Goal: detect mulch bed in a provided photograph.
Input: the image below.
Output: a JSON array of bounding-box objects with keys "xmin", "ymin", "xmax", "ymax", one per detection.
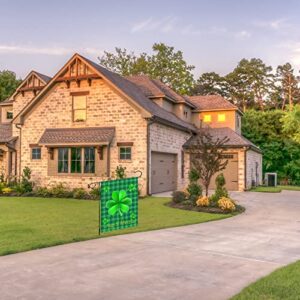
[{"xmin": 166, "ymin": 202, "xmax": 245, "ymax": 215}]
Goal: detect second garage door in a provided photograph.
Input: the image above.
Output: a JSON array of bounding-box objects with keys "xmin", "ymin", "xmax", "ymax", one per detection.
[
  {"xmin": 209, "ymin": 153, "xmax": 239, "ymax": 191},
  {"xmin": 151, "ymin": 152, "xmax": 177, "ymax": 194}
]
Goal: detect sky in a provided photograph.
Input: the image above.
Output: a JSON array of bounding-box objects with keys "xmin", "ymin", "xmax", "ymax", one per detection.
[{"xmin": 1, "ymin": 0, "xmax": 300, "ymax": 79}]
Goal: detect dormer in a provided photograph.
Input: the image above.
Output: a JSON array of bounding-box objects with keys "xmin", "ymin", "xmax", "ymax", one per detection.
[
  {"xmin": 188, "ymin": 95, "xmax": 242, "ymax": 134},
  {"xmin": 0, "ymin": 100, "xmax": 13, "ymax": 124},
  {"xmin": 10, "ymin": 71, "xmax": 51, "ymax": 116}
]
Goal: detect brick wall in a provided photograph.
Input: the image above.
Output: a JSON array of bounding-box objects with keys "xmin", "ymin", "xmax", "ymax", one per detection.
[
  {"xmin": 149, "ymin": 122, "xmax": 191, "ymax": 193},
  {"xmin": 19, "ymin": 79, "xmax": 148, "ymax": 195}
]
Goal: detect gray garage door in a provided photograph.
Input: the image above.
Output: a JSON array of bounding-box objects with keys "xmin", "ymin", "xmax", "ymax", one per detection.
[
  {"xmin": 209, "ymin": 153, "xmax": 239, "ymax": 191},
  {"xmin": 151, "ymin": 152, "xmax": 177, "ymax": 194}
]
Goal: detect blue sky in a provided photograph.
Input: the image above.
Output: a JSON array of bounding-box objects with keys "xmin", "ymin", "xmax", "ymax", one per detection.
[{"xmin": 1, "ymin": 0, "xmax": 300, "ymax": 78}]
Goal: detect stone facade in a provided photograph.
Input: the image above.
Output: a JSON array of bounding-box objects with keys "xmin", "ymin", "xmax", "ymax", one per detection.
[
  {"xmin": 246, "ymin": 149, "xmax": 263, "ymax": 189},
  {"xmin": 19, "ymin": 79, "xmax": 149, "ymax": 195},
  {"xmin": 149, "ymin": 122, "xmax": 191, "ymax": 193}
]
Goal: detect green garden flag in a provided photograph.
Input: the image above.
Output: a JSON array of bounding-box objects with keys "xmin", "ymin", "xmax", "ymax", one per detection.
[{"xmin": 100, "ymin": 177, "xmax": 138, "ymax": 233}]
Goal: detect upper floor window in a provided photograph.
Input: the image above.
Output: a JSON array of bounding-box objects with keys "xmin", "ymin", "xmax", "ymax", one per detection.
[
  {"xmin": 73, "ymin": 95, "xmax": 86, "ymax": 122},
  {"xmin": 218, "ymin": 113, "xmax": 226, "ymax": 122},
  {"xmin": 183, "ymin": 110, "xmax": 188, "ymax": 119},
  {"xmin": 203, "ymin": 114, "xmax": 211, "ymax": 123},
  {"xmin": 6, "ymin": 111, "xmax": 13, "ymax": 120},
  {"xmin": 31, "ymin": 147, "xmax": 41, "ymax": 160}
]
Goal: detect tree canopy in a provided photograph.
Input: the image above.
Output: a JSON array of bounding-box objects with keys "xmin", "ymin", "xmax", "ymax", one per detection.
[{"xmin": 0, "ymin": 70, "xmax": 21, "ymax": 102}]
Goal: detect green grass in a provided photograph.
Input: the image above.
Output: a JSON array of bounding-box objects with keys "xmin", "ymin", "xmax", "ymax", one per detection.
[
  {"xmin": 231, "ymin": 261, "xmax": 300, "ymax": 300},
  {"xmin": 0, "ymin": 196, "xmax": 229, "ymax": 256},
  {"xmin": 249, "ymin": 185, "xmax": 300, "ymax": 193}
]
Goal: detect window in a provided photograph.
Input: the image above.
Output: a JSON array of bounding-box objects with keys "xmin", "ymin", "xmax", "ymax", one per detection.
[
  {"xmin": 31, "ymin": 148, "xmax": 41, "ymax": 160},
  {"xmin": 73, "ymin": 96, "xmax": 86, "ymax": 122},
  {"xmin": 184, "ymin": 110, "xmax": 188, "ymax": 119},
  {"xmin": 218, "ymin": 113, "xmax": 226, "ymax": 122},
  {"xmin": 71, "ymin": 148, "xmax": 81, "ymax": 173},
  {"xmin": 119, "ymin": 147, "xmax": 132, "ymax": 160},
  {"xmin": 237, "ymin": 115, "xmax": 240, "ymax": 128},
  {"xmin": 58, "ymin": 148, "xmax": 69, "ymax": 173},
  {"xmin": 203, "ymin": 114, "xmax": 211, "ymax": 123},
  {"xmin": 6, "ymin": 111, "xmax": 13, "ymax": 120},
  {"xmin": 84, "ymin": 147, "xmax": 95, "ymax": 173}
]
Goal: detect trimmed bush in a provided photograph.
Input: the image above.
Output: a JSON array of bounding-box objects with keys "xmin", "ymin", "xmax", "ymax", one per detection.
[
  {"xmin": 73, "ymin": 188, "xmax": 89, "ymax": 199},
  {"xmin": 196, "ymin": 196, "xmax": 210, "ymax": 207},
  {"xmin": 218, "ymin": 197, "xmax": 236, "ymax": 212},
  {"xmin": 172, "ymin": 191, "xmax": 186, "ymax": 203},
  {"xmin": 210, "ymin": 173, "xmax": 228, "ymax": 203},
  {"xmin": 187, "ymin": 182, "xmax": 202, "ymax": 197}
]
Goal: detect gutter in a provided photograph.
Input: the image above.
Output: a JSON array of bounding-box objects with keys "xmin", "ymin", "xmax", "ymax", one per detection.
[{"xmin": 15, "ymin": 124, "xmax": 22, "ymax": 177}]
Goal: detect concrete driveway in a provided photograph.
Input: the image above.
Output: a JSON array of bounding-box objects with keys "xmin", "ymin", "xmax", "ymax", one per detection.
[{"xmin": 1, "ymin": 191, "xmax": 300, "ymax": 300}]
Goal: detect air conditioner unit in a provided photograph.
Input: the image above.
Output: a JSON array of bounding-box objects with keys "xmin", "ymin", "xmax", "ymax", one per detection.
[{"xmin": 265, "ymin": 173, "xmax": 277, "ymax": 187}]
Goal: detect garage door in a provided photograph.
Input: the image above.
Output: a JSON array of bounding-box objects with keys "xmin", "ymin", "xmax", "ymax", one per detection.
[
  {"xmin": 209, "ymin": 153, "xmax": 239, "ymax": 191},
  {"xmin": 151, "ymin": 152, "xmax": 177, "ymax": 194}
]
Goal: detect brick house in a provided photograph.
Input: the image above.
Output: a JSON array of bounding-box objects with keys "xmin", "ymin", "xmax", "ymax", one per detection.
[{"xmin": 0, "ymin": 53, "xmax": 262, "ymax": 195}]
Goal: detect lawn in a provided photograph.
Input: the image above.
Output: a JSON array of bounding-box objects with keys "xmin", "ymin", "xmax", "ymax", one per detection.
[
  {"xmin": 0, "ymin": 196, "xmax": 230, "ymax": 256},
  {"xmin": 231, "ymin": 260, "xmax": 300, "ymax": 300},
  {"xmin": 249, "ymin": 185, "xmax": 300, "ymax": 193}
]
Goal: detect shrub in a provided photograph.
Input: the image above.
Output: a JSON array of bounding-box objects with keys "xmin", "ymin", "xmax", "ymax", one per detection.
[
  {"xmin": 182, "ymin": 187, "xmax": 190, "ymax": 198},
  {"xmin": 188, "ymin": 168, "xmax": 200, "ymax": 182},
  {"xmin": 2, "ymin": 187, "xmax": 13, "ymax": 195},
  {"xmin": 210, "ymin": 173, "xmax": 228, "ymax": 203},
  {"xmin": 35, "ymin": 187, "xmax": 51, "ymax": 197},
  {"xmin": 182, "ymin": 199, "xmax": 192, "ymax": 206},
  {"xmin": 172, "ymin": 191, "xmax": 186, "ymax": 203},
  {"xmin": 73, "ymin": 188, "xmax": 89, "ymax": 199},
  {"xmin": 187, "ymin": 182, "xmax": 202, "ymax": 197},
  {"xmin": 196, "ymin": 196, "xmax": 210, "ymax": 207},
  {"xmin": 115, "ymin": 165, "xmax": 126, "ymax": 179},
  {"xmin": 49, "ymin": 183, "xmax": 73, "ymax": 198},
  {"xmin": 89, "ymin": 187, "xmax": 100, "ymax": 200},
  {"xmin": 218, "ymin": 197, "xmax": 236, "ymax": 212},
  {"xmin": 189, "ymin": 194, "xmax": 199, "ymax": 206},
  {"xmin": 21, "ymin": 167, "xmax": 34, "ymax": 193},
  {"xmin": 13, "ymin": 183, "xmax": 26, "ymax": 195}
]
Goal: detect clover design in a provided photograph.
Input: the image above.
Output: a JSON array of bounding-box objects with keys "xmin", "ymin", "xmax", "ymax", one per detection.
[
  {"xmin": 130, "ymin": 212, "xmax": 136, "ymax": 220},
  {"xmin": 128, "ymin": 184, "xmax": 136, "ymax": 192},
  {"xmin": 103, "ymin": 186, "xmax": 110, "ymax": 193},
  {"xmin": 106, "ymin": 190, "xmax": 132, "ymax": 216},
  {"xmin": 102, "ymin": 218, "xmax": 109, "ymax": 225}
]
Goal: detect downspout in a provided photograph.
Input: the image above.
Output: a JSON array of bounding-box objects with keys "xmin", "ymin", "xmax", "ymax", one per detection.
[
  {"xmin": 244, "ymin": 146, "xmax": 249, "ymax": 191},
  {"xmin": 146, "ymin": 117, "xmax": 155, "ymax": 195},
  {"xmin": 15, "ymin": 124, "xmax": 22, "ymax": 178}
]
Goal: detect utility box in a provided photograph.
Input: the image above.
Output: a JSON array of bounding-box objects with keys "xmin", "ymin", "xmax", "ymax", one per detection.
[{"xmin": 265, "ymin": 173, "xmax": 277, "ymax": 187}]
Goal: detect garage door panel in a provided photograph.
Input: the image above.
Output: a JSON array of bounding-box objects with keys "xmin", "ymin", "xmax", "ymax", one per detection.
[{"xmin": 151, "ymin": 152, "xmax": 177, "ymax": 194}]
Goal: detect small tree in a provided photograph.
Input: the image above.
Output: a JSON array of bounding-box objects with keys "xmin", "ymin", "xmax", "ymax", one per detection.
[{"xmin": 188, "ymin": 128, "xmax": 230, "ymax": 196}]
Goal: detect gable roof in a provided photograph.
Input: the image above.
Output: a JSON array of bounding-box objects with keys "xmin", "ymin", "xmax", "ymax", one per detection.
[
  {"xmin": 14, "ymin": 54, "xmax": 196, "ymax": 133},
  {"xmin": 187, "ymin": 95, "xmax": 239, "ymax": 112},
  {"xmin": 184, "ymin": 127, "xmax": 262, "ymax": 153},
  {"xmin": 9, "ymin": 70, "xmax": 51, "ymax": 101},
  {"xmin": 0, "ymin": 124, "xmax": 13, "ymax": 143},
  {"xmin": 126, "ymin": 75, "xmax": 196, "ymax": 108}
]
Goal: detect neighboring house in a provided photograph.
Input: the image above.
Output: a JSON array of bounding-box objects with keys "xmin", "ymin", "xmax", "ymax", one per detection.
[{"xmin": 0, "ymin": 53, "xmax": 262, "ymax": 195}]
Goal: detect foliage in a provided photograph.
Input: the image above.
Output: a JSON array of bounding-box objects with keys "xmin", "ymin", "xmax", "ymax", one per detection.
[
  {"xmin": 21, "ymin": 167, "xmax": 34, "ymax": 192},
  {"xmin": 188, "ymin": 168, "xmax": 200, "ymax": 182},
  {"xmin": 196, "ymin": 196, "xmax": 210, "ymax": 207},
  {"xmin": 89, "ymin": 187, "xmax": 100, "ymax": 200},
  {"xmin": 187, "ymin": 182, "xmax": 202, "ymax": 197},
  {"xmin": 35, "ymin": 186, "xmax": 52, "ymax": 198},
  {"xmin": 189, "ymin": 128, "xmax": 229, "ymax": 196},
  {"xmin": 115, "ymin": 165, "xmax": 127, "ymax": 179},
  {"xmin": 210, "ymin": 173, "xmax": 229, "ymax": 203},
  {"xmin": 49, "ymin": 183, "xmax": 73, "ymax": 198},
  {"xmin": 0, "ymin": 70, "xmax": 21, "ymax": 101},
  {"xmin": 73, "ymin": 188, "xmax": 89, "ymax": 199},
  {"xmin": 218, "ymin": 197, "xmax": 236, "ymax": 212},
  {"xmin": 242, "ymin": 109, "xmax": 300, "ymax": 185},
  {"xmin": 282, "ymin": 104, "xmax": 300, "ymax": 143},
  {"xmin": 99, "ymin": 43, "xmax": 195, "ymax": 95},
  {"xmin": 172, "ymin": 191, "xmax": 186, "ymax": 204},
  {"xmin": 2, "ymin": 187, "xmax": 12, "ymax": 194}
]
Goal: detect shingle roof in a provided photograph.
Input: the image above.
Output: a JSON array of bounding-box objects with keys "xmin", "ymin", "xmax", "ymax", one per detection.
[
  {"xmin": 38, "ymin": 127, "xmax": 115, "ymax": 145},
  {"xmin": 34, "ymin": 71, "xmax": 52, "ymax": 84},
  {"xmin": 183, "ymin": 127, "xmax": 261, "ymax": 153},
  {"xmin": 188, "ymin": 95, "xmax": 238, "ymax": 111},
  {"xmin": 0, "ymin": 124, "xmax": 13, "ymax": 143},
  {"xmin": 83, "ymin": 56, "xmax": 197, "ymax": 132},
  {"xmin": 126, "ymin": 75, "xmax": 196, "ymax": 108}
]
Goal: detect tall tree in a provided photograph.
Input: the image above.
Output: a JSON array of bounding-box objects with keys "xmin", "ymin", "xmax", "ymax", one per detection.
[
  {"xmin": 189, "ymin": 128, "xmax": 229, "ymax": 196},
  {"xmin": 275, "ymin": 63, "xmax": 299, "ymax": 110},
  {"xmin": 99, "ymin": 43, "xmax": 195, "ymax": 95},
  {"xmin": 0, "ymin": 70, "xmax": 21, "ymax": 101},
  {"xmin": 192, "ymin": 72, "xmax": 229, "ymax": 97}
]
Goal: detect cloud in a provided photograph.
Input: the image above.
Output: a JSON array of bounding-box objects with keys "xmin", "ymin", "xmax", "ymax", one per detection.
[
  {"xmin": 235, "ymin": 30, "xmax": 252, "ymax": 39},
  {"xmin": 131, "ymin": 16, "xmax": 177, "ymax": 34},
  {"xmin": 0, "ymin": 45, "xmax": 103, "ymax": 56},
  {"xmin": 254, "ymin": 18, "xmax": 288, "ymax": 30}
]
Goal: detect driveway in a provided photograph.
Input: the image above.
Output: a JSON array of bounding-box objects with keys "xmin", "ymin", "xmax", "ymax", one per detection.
[{"xmin": 1, "ymin": 191, "xmax": 300, "ymax": 300}]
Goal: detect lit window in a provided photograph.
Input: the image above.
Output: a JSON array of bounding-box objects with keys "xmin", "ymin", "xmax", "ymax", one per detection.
[
  {"xmin": 6, "ymin": 111, "xmax": 13, "ymax": 119},
  {"xmin": 203, "ymin": 114, "xmax": 211, "ymax": 123},
  {"xmin": 73, "ymin": 96, "xmax": 86, "ymax": 122},
  {"xmin": 31, "ymin": 148, "xmax": 41, "ymax": 160},
  {"xmin": 119, "ymin": 147, "xmax": 132, "ymax": 160},
  {"xmin": 218, "ymin": 114, "xmax": 226, "ymax": 122}
]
